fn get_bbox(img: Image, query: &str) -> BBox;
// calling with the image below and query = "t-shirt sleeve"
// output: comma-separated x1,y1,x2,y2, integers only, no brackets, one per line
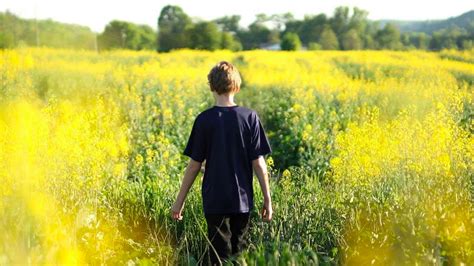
183,116,207,163
248,112,272,161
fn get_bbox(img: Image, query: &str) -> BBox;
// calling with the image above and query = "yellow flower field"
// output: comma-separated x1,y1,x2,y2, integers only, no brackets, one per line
0,47,473,264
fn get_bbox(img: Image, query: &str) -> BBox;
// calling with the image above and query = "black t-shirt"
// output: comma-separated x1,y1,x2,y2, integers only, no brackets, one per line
183,105,272,214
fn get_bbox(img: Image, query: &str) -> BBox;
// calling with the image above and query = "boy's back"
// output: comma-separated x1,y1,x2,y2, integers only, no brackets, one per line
184,105,271,214
171,61,273,265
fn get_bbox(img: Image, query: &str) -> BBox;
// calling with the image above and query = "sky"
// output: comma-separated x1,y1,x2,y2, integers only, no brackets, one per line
1,0,472,32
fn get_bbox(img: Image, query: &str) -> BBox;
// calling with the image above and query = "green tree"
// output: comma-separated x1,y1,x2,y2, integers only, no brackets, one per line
98,22,155,51
158,5,192,52
189,21,221,50
319,26,339,50
214,15,241,33
429,27,463,50
348,7,369,33
98,21,141,50
0,11,96,49
221,32,242,51
461,40,473,49
238,21,270,49
237,13,282,50
308,42,322,50
330,6,350,36
280,32,301,50
298,14,327,46
136,25,156,50
413,32,430,49
347,7,369,49
400,32,411,48
269,13,295,31
375,23,401,49
341,28,362,50
0,11,20,48
362,21,379,49
284,20,303,36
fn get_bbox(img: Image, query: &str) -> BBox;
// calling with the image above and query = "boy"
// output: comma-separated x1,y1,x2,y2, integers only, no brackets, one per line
171,61,273,265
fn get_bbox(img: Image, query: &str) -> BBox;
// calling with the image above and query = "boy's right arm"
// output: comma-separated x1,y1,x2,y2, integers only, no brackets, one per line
171,158,202,221
252,156,273,222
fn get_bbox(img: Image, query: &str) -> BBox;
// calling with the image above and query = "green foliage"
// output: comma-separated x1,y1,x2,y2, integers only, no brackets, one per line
98,21,156,50
280,32,301,51
410,32,430,49
189,21,221,51
384,10,474,34
429,26,470,50
298,14,327,46
461,40,473,50
341,29,362,50
221,32,242,51
348,7,369,34
308,42,322,50
330,6,350,36
237,20,275,50
136,25,156,50
0,11,96,49
2,5,473,52
319,26,339,50
157,5,192,52
214,15,242,33
3,48,473,264
375,23,402,49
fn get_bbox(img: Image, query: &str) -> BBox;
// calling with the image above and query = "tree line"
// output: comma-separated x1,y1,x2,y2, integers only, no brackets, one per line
0,11,96,49
156,5,473,51
1,6,473,51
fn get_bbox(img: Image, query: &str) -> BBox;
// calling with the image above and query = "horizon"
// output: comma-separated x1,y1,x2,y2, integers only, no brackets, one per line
1,0,473,32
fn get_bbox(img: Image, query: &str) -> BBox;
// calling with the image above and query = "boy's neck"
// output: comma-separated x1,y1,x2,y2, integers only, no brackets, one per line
214,93,237,107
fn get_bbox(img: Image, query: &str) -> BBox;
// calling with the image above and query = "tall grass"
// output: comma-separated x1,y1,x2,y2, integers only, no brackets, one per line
0,48,472,265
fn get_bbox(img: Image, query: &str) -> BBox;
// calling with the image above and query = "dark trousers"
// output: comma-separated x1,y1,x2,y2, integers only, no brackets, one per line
204,212,251,265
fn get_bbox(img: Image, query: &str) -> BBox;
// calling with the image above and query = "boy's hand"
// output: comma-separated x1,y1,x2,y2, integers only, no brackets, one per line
171,201,184,221
261,199,273,222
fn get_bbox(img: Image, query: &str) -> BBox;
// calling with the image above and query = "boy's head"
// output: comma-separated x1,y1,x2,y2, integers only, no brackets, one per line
207,61,241,95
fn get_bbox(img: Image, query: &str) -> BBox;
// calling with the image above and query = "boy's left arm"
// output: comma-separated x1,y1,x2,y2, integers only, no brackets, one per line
171,158,202,220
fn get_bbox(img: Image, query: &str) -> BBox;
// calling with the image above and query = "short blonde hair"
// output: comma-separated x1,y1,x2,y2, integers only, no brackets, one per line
207,61,241,95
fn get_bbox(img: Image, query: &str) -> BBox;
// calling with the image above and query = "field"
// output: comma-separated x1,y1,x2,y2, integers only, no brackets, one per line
0,47,473,265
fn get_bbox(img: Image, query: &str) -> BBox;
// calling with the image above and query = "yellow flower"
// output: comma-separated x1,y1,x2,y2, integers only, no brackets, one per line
266,156,274,167
135,154,144,167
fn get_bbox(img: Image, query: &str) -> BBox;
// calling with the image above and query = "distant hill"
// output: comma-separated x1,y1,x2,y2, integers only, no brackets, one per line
377,10,474,34
0,11,96,49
